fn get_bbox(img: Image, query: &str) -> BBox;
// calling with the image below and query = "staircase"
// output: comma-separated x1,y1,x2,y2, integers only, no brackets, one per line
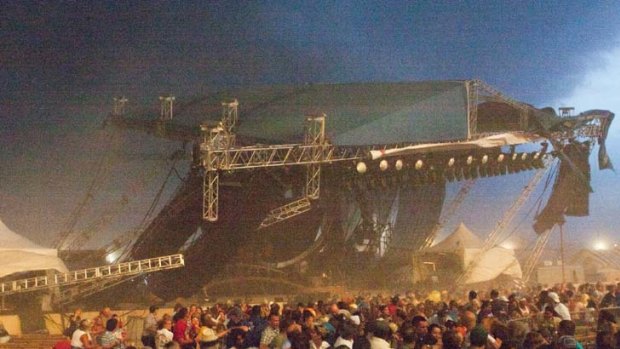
0,334,66,349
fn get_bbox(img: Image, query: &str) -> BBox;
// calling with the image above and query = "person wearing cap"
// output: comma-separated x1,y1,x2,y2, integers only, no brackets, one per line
225,307,249,349
547,292,571,320
198,313,232,349
142,305,159,348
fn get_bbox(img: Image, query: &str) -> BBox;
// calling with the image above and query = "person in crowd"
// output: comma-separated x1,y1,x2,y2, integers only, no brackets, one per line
225,307,250,349
555,320,582,349
92,307,113,345
441,330,463,349
307,325,329,349
155,318,174,349
467,326,487,349
198,313,231,349
333,322,356,349
427,323,442,349
71,319,98,349
142,305,159,349
259,313,280,349
246,305,268,348
546,292,571,321
65,308,83,338
534,306,561,335
173,307,195,349
100,318,123,349
411,315,429,348
522,332,548,349
600,284,617,308
368,320,391,349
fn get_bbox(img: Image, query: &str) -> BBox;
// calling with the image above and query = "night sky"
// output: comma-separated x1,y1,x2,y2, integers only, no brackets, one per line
1,1,619,253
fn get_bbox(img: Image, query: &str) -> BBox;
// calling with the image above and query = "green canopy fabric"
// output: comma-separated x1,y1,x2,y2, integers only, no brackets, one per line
177,81,470,146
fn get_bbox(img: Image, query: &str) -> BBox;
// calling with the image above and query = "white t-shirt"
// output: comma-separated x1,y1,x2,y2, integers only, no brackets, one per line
71,329,91,348
155,328,174,349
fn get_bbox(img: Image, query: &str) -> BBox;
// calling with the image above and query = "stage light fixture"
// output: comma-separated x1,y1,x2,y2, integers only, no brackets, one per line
512,153,518,161
521,153,528,161
395,159,403,171
356,162,367,174
534,152,540,160
379,160,388,171
466,155,473,165
481,155,488,164
497,154,505,162
415,160,424,170
448,158,455,167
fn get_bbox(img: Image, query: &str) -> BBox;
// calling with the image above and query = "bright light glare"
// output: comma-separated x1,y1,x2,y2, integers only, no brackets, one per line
594,240,608,251
105,253,117,264
500,241,515,250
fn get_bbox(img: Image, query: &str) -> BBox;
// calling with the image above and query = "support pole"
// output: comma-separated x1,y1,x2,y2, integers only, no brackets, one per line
560,224,566,284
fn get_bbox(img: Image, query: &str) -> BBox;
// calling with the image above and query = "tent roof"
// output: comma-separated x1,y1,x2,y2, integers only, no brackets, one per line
425,223,484,253
465,247,522,284
0,219,68,278
571,248,620,269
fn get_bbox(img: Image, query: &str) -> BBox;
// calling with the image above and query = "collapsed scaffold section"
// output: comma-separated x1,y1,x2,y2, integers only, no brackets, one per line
0,254,185,297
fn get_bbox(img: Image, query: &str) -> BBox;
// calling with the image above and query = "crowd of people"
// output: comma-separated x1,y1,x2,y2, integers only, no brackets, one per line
57,281,620,349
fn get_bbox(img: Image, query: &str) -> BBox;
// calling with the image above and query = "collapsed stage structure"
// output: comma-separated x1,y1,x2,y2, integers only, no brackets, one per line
5,79,613,305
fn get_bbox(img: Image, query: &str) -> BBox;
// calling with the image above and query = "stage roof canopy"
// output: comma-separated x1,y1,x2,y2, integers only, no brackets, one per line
167,81,471,146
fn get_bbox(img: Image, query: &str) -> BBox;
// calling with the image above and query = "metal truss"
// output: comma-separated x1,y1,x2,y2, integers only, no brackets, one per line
522,228,553,283
455,160,552,286
203,170,219,221
304,115,326,199
112,96,128,116
159,95,175,120
419,180,476,250
0,254,184,297
259,197,312,229
466,81,479,138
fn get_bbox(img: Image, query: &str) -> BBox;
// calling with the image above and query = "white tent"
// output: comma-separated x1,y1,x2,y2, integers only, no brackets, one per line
0,219,68,279
465,246,522,284
425,223,522,284
426,223,484,267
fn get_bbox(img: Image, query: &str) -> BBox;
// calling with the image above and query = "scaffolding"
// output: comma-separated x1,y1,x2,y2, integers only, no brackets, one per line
0,254,184,297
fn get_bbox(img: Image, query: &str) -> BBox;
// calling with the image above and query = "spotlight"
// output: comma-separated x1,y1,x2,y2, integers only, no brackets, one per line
512,153,518,161
356,162,367,174
395,159,403,171
534,152,540,160
481,155,488,164
448,158,455,167
466,155,473,165
379,160,388,171
497,154,505,162
521,153,528,161
415,160,424,170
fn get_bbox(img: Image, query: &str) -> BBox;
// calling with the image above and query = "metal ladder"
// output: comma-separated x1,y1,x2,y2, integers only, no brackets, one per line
0,254,185,296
